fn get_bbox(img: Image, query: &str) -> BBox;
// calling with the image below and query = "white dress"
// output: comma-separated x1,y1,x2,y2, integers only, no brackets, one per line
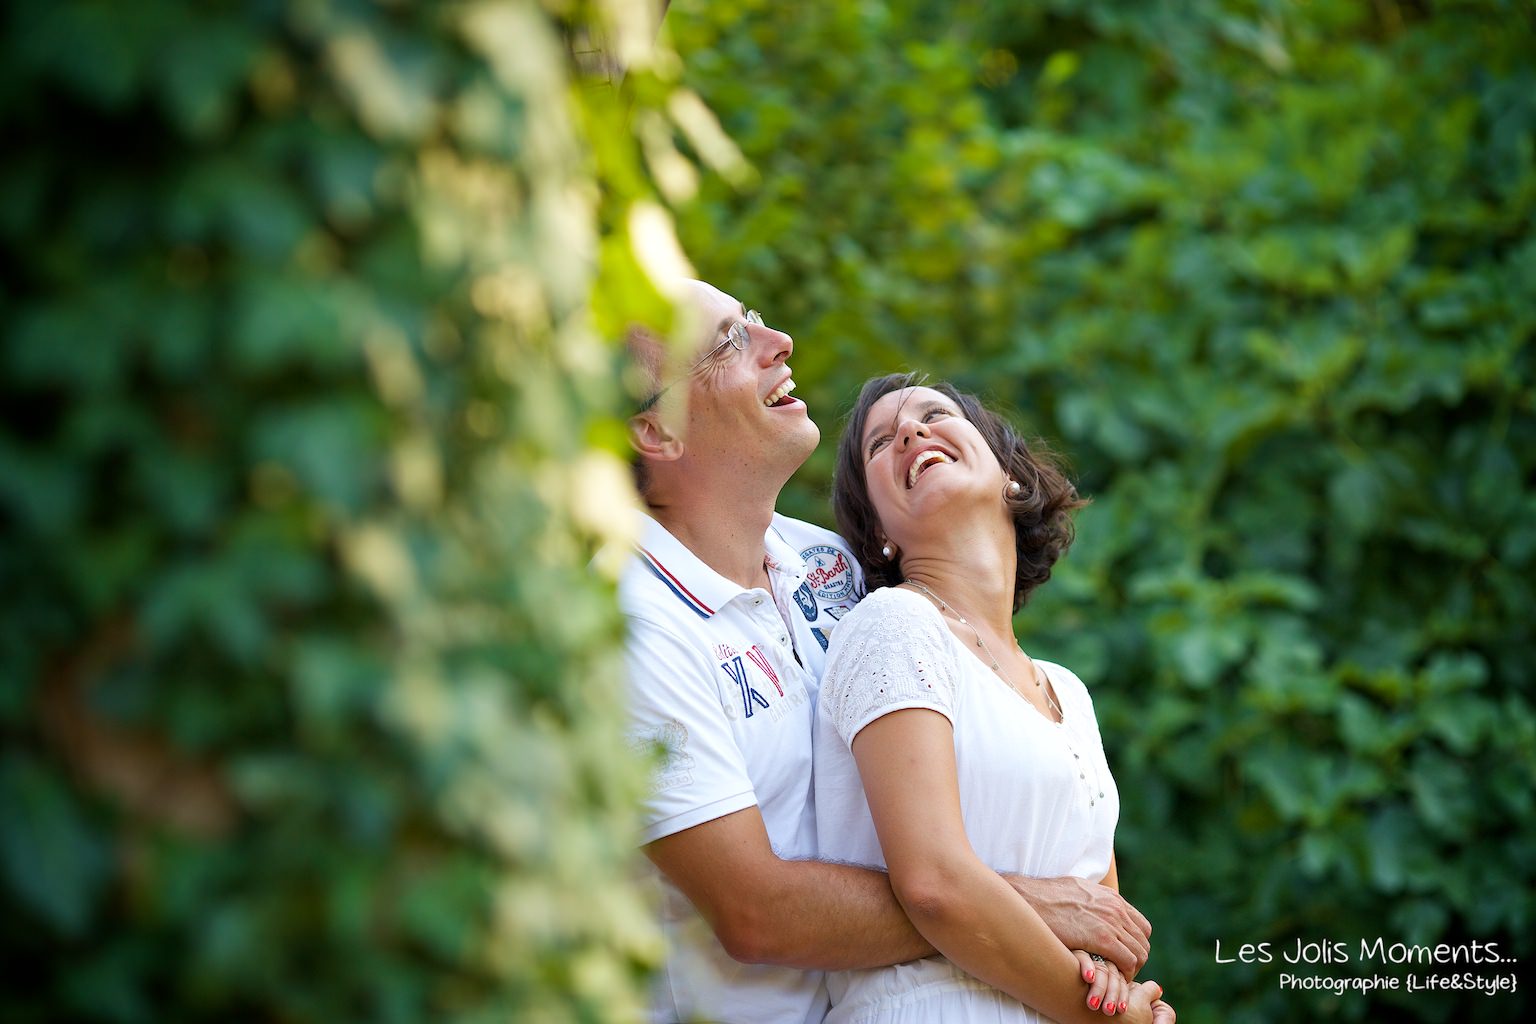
814,587,1120,1024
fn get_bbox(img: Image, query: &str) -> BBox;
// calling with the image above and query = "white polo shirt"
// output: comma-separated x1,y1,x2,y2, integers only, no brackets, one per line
620,510,862,1024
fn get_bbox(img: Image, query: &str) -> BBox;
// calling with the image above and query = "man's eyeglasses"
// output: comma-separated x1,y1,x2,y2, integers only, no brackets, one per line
639,309,765,412
690,309,764,372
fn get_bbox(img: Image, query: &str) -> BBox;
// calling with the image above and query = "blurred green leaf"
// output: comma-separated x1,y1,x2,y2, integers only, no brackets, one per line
0,754,109,937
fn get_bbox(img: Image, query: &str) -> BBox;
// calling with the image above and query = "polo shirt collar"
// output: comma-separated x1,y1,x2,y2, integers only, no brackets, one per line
764,517,809,585
636,511,803,619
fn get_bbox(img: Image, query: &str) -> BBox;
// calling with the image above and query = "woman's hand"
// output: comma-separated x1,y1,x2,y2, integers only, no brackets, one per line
1110,979,1170,1024
1072,949,1128,1016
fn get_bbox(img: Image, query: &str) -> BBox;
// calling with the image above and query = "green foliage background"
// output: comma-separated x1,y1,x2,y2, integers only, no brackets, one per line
667,0,1535,1021
0,0,694,1019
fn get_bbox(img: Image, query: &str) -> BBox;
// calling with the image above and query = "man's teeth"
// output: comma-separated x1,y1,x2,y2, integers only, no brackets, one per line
764,379,796,406
907,450,953,488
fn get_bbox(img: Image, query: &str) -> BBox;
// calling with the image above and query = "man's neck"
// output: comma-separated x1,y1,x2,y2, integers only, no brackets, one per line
648,493,779,592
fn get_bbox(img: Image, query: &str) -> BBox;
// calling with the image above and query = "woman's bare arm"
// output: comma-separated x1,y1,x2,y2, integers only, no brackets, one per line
852,708,1165,1024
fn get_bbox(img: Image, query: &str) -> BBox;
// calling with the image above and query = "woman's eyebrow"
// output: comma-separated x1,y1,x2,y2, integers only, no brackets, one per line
864,400,951,447
862,415,891,449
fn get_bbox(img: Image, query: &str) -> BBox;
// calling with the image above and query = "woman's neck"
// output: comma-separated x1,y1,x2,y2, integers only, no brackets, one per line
897,521,1018,639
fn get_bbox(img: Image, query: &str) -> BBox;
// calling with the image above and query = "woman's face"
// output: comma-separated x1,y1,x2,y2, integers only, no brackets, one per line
857,385,1008,547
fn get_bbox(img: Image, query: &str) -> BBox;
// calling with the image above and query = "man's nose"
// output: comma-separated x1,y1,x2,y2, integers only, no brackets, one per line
754,324,793,365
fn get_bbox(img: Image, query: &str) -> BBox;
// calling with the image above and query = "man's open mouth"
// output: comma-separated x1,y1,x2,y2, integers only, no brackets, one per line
765,379,797,407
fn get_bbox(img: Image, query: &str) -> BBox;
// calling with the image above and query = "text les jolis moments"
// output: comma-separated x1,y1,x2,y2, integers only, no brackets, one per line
1216,938,1511,966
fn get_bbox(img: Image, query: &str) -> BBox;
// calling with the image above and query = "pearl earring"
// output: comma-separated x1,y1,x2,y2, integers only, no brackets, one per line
1005,479,1022,499
881,543,894,559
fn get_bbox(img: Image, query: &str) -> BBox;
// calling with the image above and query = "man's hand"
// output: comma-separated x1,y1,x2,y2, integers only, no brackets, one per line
1003,875,1151,977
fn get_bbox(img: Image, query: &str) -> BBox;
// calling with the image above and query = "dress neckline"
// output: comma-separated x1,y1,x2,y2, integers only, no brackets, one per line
905,593,1066,727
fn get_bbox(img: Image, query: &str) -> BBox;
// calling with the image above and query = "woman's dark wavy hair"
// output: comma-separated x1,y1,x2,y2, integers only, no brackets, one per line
833,373,1088,614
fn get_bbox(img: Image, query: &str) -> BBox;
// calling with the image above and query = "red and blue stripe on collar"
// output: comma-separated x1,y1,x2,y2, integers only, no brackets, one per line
637,546,715,619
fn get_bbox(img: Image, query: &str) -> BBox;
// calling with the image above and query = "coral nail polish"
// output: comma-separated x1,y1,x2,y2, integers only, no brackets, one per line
1089,997,1101,1010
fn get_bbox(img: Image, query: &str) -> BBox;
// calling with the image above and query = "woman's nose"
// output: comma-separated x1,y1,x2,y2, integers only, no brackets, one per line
896,418,929,448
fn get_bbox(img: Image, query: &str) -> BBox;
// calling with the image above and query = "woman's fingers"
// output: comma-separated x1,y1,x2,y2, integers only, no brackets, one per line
1075,949,1129,1015
1072,950,1112,1011
1073,949,1097,985
1102,964,1127,1016
1127,979,1164,1012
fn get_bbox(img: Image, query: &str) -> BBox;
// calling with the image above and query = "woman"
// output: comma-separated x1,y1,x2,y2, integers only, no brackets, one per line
813,373,1174,1024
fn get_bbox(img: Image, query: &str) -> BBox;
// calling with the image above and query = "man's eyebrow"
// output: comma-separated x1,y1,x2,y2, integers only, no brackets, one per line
708,304,747,341
712,302,749,337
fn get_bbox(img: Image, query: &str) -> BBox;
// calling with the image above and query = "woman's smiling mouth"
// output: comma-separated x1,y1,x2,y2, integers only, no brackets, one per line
907,448,954,488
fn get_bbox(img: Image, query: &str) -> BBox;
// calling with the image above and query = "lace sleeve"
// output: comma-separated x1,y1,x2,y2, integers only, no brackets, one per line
819,588,959,747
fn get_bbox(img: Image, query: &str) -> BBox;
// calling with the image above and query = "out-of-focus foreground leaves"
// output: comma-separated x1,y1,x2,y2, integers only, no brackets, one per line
669,1,1534,1021
0,0,693,1020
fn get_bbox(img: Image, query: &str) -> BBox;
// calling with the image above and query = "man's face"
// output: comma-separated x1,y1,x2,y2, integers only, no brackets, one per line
673,280,819,481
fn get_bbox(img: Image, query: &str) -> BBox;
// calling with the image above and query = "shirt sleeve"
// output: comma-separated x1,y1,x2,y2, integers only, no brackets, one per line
819,588,959,747
623,616,759,845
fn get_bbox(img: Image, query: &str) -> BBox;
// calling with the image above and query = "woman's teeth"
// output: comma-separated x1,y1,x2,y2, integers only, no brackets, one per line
764,379,796,406
908,450,953,488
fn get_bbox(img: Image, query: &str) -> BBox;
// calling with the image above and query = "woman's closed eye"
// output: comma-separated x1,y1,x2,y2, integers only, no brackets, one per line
865,408,950,459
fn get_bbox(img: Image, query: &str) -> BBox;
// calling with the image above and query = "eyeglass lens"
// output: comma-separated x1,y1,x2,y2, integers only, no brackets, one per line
727,310,764,351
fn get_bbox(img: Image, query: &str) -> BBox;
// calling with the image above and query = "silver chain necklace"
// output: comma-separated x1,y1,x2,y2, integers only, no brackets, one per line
903,580,1064,722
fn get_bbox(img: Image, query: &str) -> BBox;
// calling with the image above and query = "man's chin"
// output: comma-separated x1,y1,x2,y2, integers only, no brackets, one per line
781,419,821,471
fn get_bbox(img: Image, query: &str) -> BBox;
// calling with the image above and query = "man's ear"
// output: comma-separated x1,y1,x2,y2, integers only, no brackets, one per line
628,410,684,464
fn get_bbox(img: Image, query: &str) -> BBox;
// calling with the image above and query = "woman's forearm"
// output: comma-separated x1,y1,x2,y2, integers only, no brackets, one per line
892,854,1141,1024
854,709,1151,1023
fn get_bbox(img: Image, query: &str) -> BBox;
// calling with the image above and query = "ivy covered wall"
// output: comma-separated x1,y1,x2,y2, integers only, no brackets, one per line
1,1,694,1019
669,1,1535,1020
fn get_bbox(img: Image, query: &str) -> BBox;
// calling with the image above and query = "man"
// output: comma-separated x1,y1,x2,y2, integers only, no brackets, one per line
621,281,1151,1023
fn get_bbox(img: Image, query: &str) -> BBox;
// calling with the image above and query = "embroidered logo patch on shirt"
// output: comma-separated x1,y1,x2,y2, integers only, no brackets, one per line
633,719,695,792
801,544,854,602
793,582,817,621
